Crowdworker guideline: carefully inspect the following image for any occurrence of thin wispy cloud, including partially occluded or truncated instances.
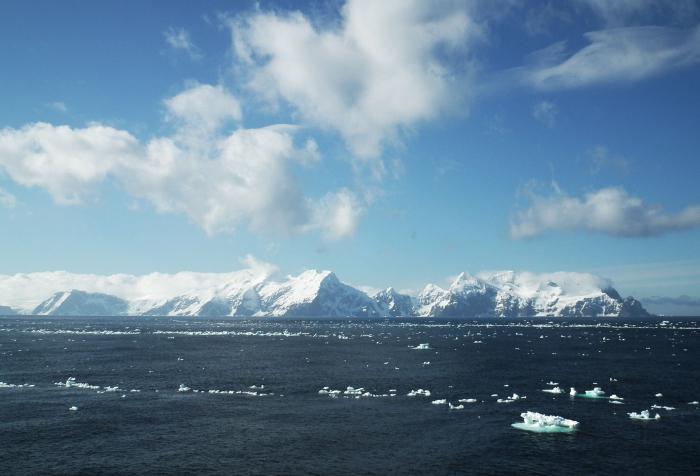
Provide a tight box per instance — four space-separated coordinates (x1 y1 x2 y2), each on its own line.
519 25 700 90
164 26 202 60
510 184 700 239
532 100 558 127
47 101 67 113
0 186 16 208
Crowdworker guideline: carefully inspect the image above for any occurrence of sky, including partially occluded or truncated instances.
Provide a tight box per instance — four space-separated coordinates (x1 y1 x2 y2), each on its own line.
0 0 699 315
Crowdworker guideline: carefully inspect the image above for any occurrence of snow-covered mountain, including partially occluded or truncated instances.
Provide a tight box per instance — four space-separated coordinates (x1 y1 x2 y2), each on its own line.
3 269 650 318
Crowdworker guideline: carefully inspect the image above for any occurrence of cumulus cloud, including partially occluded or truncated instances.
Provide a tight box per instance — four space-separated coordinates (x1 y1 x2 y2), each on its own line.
0 84 362 240
520 25 700 90
229 0 478 160
164 83 242 131
510 184 700 239
532 100 557 127
164 27 202 59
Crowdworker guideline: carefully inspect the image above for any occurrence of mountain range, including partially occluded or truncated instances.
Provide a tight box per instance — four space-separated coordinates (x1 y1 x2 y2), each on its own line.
0 269 650 318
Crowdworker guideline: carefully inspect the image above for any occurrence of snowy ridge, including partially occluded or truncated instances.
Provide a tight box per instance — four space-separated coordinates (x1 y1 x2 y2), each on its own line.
0 268 650 318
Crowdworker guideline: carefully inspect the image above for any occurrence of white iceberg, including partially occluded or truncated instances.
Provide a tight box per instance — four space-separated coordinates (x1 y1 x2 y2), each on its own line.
609 394 624 401
511 411 579 433
569 387 577 396
69 406 78 411
431 399 447 405
542 387 564 394
546 381 559 386
651 405 675 411
448 402 464 410
413 343 431 350
177 384 191 392
579 387 606 399
458 398 477 403
407 389 431 397
497 393 523 403
628 410 661 420
654 393 663 397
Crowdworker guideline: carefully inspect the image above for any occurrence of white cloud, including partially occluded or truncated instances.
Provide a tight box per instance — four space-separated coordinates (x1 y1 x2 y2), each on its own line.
164 27 202 59
0 122 140 204
0 84 362 240
0 186 16 208
521 25 700 90
164 83 242 131
229 0 478 160
0 258 278 312
510 184 700 239
532 100 557 127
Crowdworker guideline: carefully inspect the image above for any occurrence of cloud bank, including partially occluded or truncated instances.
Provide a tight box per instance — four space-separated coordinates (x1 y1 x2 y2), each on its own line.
510 185 700 239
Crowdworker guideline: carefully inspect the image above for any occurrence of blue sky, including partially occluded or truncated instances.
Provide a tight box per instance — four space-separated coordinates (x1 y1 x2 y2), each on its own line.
1 0 699 314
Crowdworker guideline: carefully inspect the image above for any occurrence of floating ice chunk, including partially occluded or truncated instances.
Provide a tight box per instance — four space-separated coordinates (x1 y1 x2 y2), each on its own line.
609 394 624 401
177 384 191 392
609 400 624 405
432 399 447 405
458 398 477 403
448 402 464 410
413 343 431 350
651 405 675 411
546 381 559 386
569 387 577 396
407 389 431 397
69 406 78 411
511 411 579 433
543 387 564 394
655 393 663 398
318 386 330 395
0 382 35 388
55 377 100 390
422 361 431 366
628 410 661 420
497 393 522 403
579 387 606 399
689 401 699 405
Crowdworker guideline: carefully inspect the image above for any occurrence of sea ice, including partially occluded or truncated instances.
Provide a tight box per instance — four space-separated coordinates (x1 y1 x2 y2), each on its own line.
655 393 663 397
458 398 477 403
0 382 35 388
69 406 78 411
546 381 559 386
448 403 464 410
609 394 624 401
569 387 577 396
688 401 699 405
413 343 431 350
651 405 675 411
431 399 447 405
178 384 191 392
628 410 661 420
579 387 606 399
542 387 564 394
497 393 523 403
511 411 579 433
407 389 431 397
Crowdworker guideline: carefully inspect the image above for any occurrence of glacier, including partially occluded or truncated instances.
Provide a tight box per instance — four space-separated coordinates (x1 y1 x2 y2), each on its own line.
0 268 651 318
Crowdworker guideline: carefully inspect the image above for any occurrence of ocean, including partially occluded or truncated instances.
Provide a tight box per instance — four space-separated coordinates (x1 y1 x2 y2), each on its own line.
0 316 698 475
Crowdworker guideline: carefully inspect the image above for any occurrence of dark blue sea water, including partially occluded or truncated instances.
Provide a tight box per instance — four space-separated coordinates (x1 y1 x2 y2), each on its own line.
1 317 699 475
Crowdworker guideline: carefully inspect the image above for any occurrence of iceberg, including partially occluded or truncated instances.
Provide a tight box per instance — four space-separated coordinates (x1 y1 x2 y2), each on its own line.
69 406 78 411
579 387 606 399
628 410 661 420
651 405 675 411
431 399 447 405
413 343 431 350
458 398 477 403
407 389 431 397
542 386 564 394
448 402 464 410
569 387 577 396
511 411 579 433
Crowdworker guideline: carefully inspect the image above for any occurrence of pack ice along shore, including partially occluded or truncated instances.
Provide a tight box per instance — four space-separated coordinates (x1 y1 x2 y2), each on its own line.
0 268 650 318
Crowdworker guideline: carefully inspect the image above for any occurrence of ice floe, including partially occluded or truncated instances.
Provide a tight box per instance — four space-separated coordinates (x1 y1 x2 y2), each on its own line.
0 381 35 388
458 398 477 403
655 393 663 398
651 405 675 411
578 387 606 399
497 393 524 403
68 406 78 411
407 389 431 397
412 343 431 350
628 410 661 420
511 411 579 433
431 399 447 405
542 387 564 394
448 402 464 410
54 377 100 390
